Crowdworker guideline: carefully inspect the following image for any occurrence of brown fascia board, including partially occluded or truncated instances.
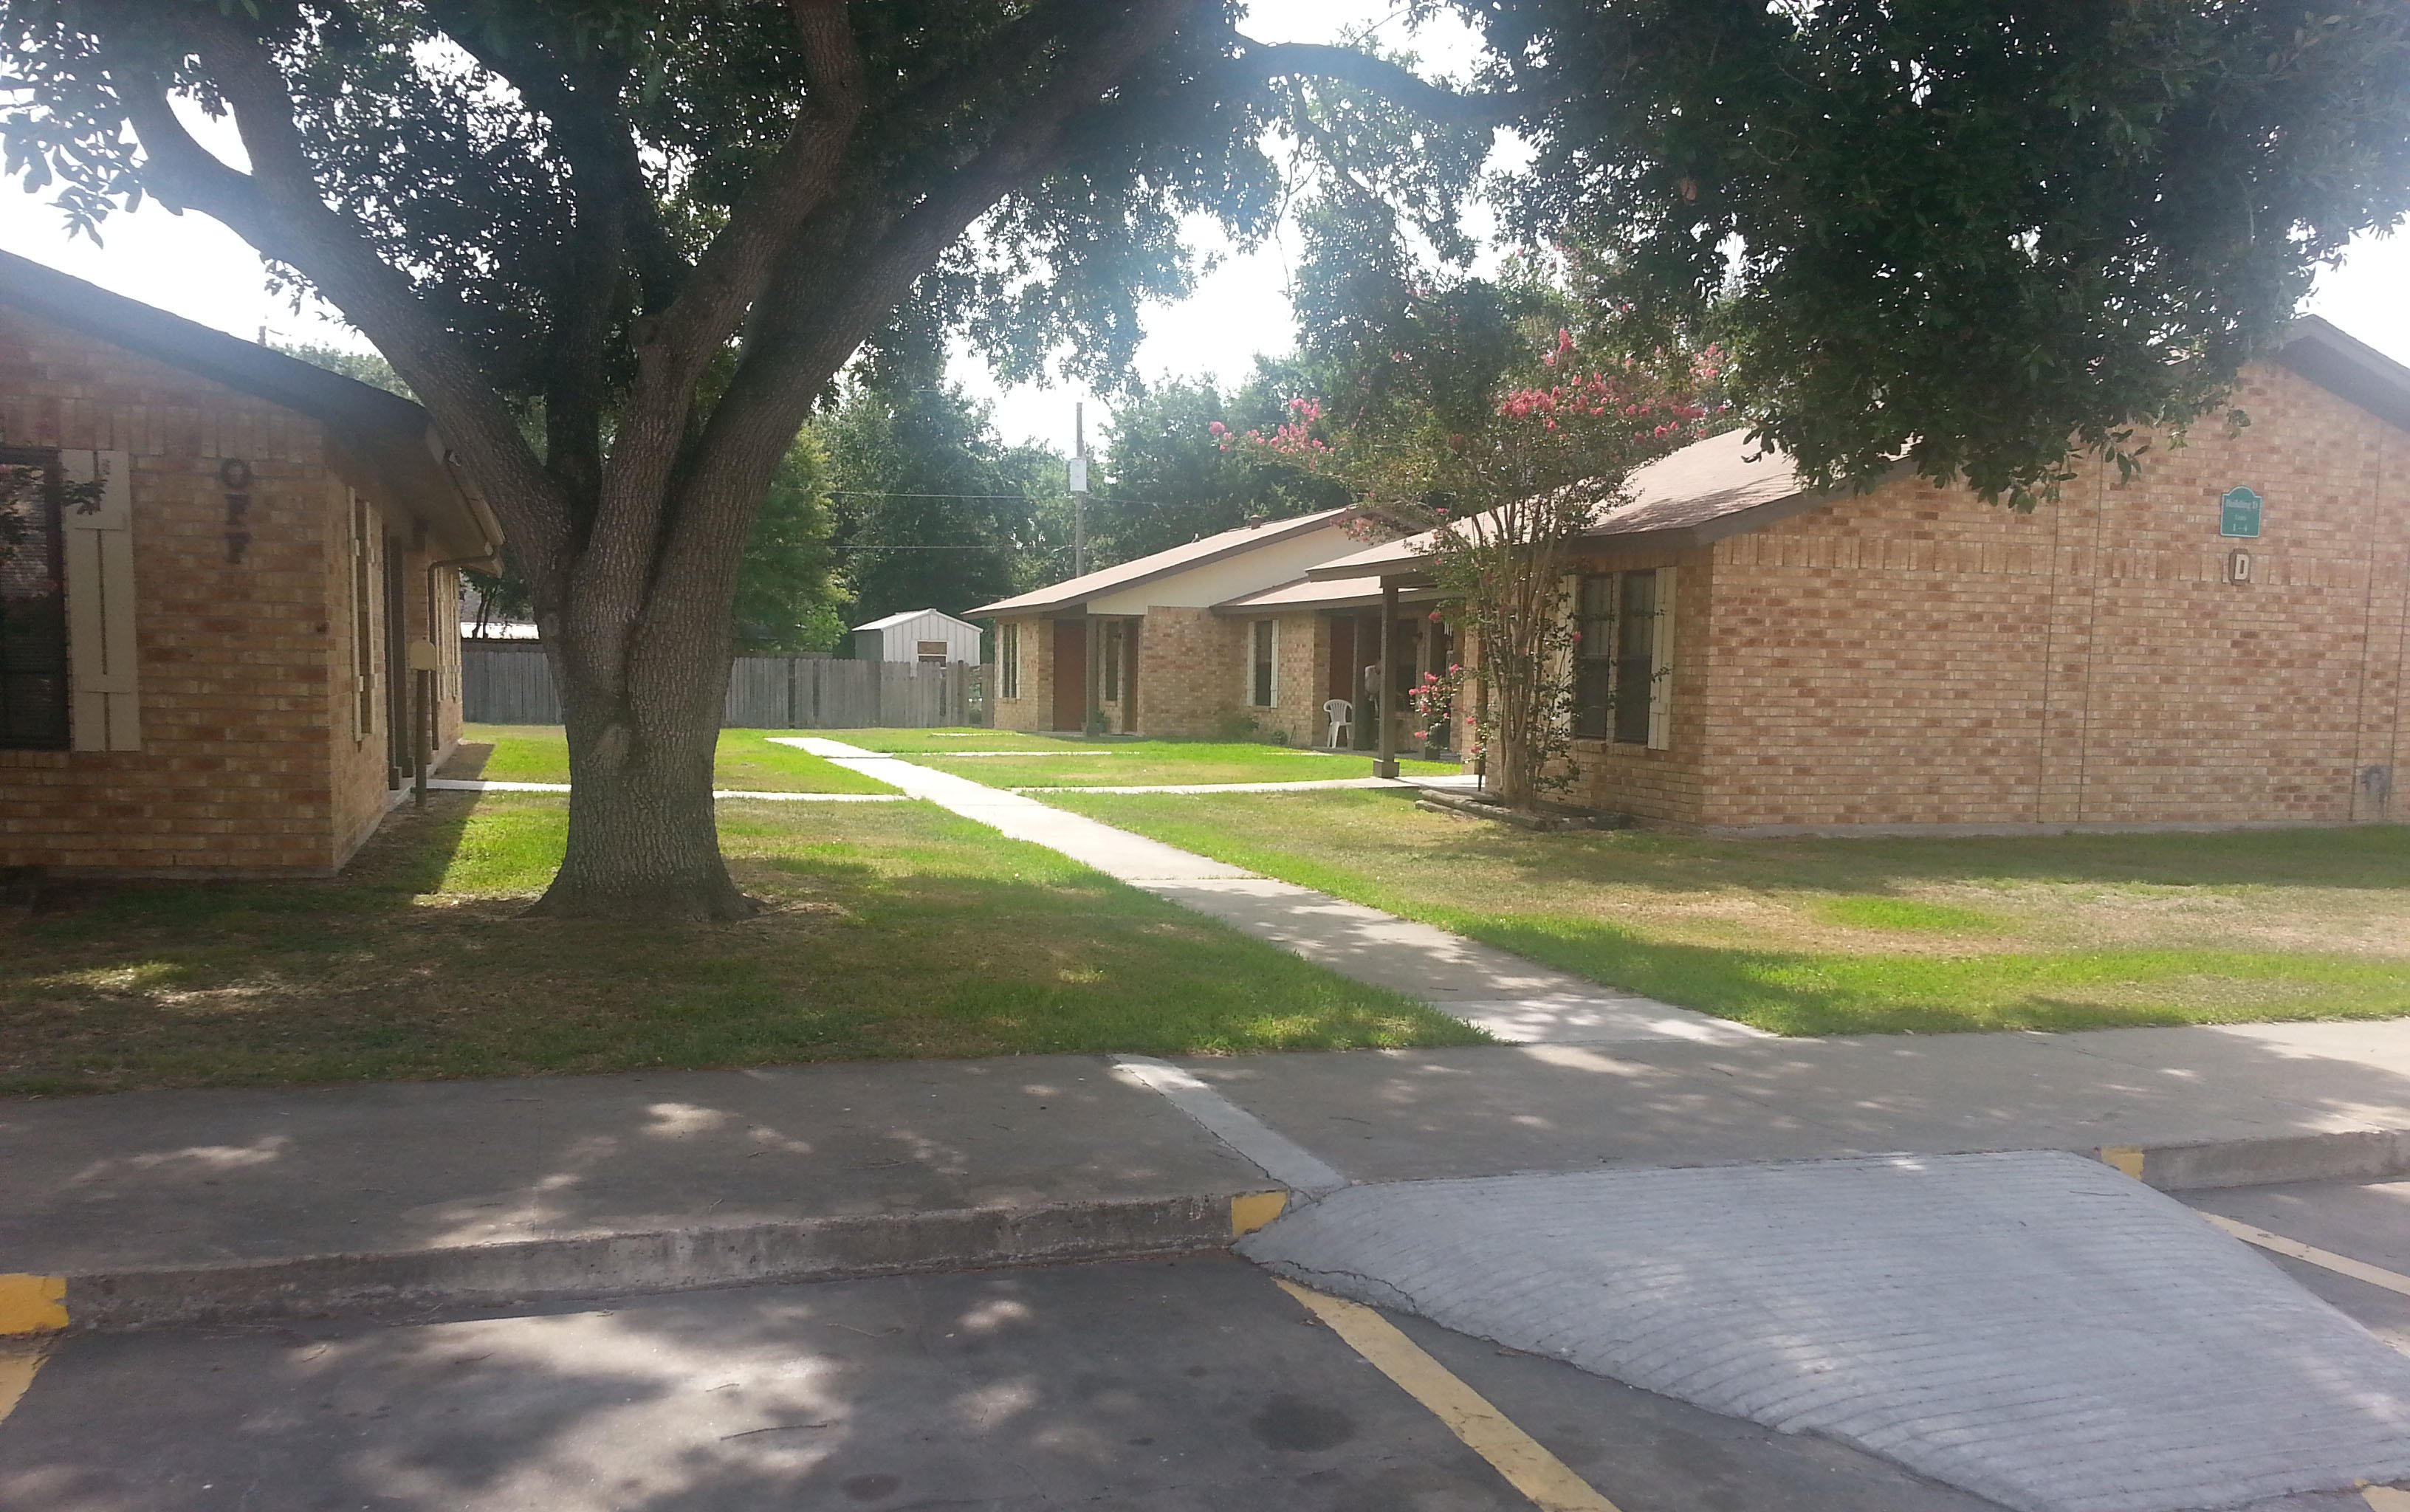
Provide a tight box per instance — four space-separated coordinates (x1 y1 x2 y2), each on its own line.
0 249 498 561
971 508 1355 617
2274 315 2410 436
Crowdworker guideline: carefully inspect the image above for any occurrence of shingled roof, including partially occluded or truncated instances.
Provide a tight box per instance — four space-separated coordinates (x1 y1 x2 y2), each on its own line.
1308 315 2410 585
972 506 1354 616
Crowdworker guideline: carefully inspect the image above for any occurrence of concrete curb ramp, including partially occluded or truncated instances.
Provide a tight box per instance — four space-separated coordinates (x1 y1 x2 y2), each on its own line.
17 1191 1283 1333
1239 1150 2410 1512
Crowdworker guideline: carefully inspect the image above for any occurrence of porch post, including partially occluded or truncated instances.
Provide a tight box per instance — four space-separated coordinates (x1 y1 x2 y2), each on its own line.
1083 616 1104 738
1376 580 1398 780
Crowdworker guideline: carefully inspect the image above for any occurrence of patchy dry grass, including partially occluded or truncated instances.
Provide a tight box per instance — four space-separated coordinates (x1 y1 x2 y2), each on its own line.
1051 789 2410 1036
0 793 1475 1096
446 726 895 794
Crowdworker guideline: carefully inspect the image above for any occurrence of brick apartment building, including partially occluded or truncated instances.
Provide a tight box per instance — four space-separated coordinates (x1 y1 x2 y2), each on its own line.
974 506 1446 744
1312 317 2409 833
0 252 499 876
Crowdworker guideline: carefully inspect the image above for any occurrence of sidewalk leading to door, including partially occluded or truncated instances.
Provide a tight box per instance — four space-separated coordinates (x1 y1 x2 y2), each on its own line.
777 738 1758 1048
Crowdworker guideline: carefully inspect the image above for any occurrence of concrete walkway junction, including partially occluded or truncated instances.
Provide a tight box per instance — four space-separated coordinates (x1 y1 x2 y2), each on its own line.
782 737 1749 1048
9 741 2410 1511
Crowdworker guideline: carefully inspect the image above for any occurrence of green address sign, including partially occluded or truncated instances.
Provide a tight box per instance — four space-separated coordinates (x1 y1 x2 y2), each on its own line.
2220 486 2262 538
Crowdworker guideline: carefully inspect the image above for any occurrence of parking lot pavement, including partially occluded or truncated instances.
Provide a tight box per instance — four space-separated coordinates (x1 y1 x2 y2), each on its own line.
0 1255 2013 1512
2180 1178 2410 1351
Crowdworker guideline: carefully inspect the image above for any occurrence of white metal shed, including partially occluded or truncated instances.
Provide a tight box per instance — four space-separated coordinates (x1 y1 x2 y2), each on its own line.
851 608 983 664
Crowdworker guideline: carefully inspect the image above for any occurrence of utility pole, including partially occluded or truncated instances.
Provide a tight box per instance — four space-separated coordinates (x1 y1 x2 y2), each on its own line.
1069 402 1088 578
1072 403 1104 736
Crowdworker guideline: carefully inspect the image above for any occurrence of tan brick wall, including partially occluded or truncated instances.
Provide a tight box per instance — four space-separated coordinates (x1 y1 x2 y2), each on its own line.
1133 606 1246 738
985 614 1053 732
0 306 451 875
1692 360 2407 831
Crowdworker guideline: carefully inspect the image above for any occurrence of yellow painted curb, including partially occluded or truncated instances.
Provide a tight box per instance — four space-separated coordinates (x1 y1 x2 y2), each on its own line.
1231 1191 1288 1237
1277 1278 1622 1512
2098 1147 2146 1180
0 1276 66 1336
2363 1486 2410 1511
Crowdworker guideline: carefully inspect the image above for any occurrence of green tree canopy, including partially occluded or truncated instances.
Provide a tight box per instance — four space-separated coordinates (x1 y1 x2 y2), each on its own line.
817 358 1061 625
1089 365 1353 566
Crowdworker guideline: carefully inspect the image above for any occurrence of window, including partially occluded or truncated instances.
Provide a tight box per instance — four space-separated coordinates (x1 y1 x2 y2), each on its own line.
350 491 378 736
998 622 1020 699
0 449 69 749
1573 568 1671 747
1249 619 1277 707
1101 621 1123 702
916 640 948 664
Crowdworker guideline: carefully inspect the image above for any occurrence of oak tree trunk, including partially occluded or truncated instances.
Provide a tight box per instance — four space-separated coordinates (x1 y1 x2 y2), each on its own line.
528 577 757 921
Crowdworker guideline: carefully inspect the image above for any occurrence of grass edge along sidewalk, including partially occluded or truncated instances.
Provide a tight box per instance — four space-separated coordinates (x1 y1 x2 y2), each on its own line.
1048 788 2410 1038
0 791 1479 1096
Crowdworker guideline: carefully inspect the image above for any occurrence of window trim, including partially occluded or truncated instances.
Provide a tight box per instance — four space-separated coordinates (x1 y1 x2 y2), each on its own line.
998 621 1020 700
1570 567 1672 749
1248 618 1277 707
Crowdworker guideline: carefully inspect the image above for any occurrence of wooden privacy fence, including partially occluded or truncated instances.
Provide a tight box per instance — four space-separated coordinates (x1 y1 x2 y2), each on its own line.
463 645 985 729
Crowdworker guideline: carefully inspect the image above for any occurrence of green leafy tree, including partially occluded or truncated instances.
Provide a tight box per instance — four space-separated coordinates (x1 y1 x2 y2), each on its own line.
4 1 2399 913
733 434 846 653
1091 366 1351 565
272 340 411 398
818 359 1060 626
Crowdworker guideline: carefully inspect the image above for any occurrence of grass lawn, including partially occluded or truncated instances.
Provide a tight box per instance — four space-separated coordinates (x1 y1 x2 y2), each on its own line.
0 794 1477 1096
898 735 1463 789
1049 789 2410 1037
447 724 896 794
827 728 1110 755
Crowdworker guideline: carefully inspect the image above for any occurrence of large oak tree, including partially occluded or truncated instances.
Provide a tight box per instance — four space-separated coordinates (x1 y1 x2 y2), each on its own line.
3 0 2403 916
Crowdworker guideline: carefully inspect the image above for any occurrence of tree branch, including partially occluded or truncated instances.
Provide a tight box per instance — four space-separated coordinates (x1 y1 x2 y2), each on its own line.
100 11 572 575
576 0 869 628
1232 36 1538 130
645 0 1207 656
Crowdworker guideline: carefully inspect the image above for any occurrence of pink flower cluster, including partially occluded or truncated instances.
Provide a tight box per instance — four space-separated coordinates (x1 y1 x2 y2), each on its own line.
1216 396 1331 461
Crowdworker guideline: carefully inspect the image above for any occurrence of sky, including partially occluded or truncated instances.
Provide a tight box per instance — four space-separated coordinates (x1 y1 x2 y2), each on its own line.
1 1 2403 454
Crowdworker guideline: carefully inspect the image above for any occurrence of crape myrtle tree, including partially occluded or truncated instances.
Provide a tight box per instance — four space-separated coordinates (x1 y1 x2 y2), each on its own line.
4 1 2403 915
1233 210 1726 809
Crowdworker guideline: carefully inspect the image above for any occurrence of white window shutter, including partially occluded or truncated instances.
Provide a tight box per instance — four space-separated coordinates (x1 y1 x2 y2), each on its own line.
61 449 140 752
1647 567 1675 750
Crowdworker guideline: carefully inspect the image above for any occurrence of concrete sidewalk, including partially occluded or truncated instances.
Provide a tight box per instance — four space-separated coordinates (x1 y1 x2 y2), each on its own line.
9 1020 2410 1330
782 738 1757 1047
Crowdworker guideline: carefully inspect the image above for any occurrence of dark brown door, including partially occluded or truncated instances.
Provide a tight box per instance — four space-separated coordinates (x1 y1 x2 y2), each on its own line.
1326 615 1355 702
1051 618 1086 731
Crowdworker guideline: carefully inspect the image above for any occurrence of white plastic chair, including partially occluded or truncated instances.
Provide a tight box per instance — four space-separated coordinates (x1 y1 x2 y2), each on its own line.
1323 698 1353 749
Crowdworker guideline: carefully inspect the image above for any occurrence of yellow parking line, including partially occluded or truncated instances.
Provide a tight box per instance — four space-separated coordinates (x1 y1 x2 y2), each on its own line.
2198 1212 2410 1299
0 1345 47 1431
2363 1486 2410 1510
1275 1278 1622 1512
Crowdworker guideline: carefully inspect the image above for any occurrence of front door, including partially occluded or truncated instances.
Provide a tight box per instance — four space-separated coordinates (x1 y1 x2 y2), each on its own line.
1051 618 1086 732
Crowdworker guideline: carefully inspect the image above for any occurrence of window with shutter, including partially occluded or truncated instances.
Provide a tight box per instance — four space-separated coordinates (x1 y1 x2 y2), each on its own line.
1249 619 1277 707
